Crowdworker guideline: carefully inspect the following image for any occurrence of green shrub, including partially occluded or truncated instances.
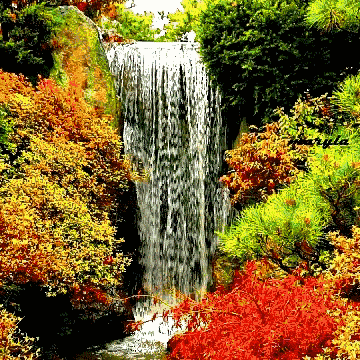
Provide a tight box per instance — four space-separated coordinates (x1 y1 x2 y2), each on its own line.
276 94 338 144
218 132 360 272
218 174 330 272
197 0 360 127
308 138 360 237
0 3 57 85
0 106 13 148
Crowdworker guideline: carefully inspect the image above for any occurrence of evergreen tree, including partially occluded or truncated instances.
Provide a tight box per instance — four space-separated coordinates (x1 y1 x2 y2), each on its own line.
306 0 360 32
197 0 360 129
332 71 360 121
0 3 57 85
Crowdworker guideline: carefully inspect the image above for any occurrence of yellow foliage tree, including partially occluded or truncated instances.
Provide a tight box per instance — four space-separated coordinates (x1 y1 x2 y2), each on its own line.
0 307 36 359
0 70 138 307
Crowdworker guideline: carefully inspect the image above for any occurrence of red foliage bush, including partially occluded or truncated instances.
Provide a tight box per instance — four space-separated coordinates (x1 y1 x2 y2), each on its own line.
76 2 88 12
167 261 344 360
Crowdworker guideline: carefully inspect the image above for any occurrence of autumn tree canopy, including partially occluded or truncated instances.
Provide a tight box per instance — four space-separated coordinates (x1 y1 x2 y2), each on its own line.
0 70 138 308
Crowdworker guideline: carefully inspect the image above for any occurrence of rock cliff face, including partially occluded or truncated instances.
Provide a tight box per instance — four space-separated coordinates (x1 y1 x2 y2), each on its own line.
48 5 119 128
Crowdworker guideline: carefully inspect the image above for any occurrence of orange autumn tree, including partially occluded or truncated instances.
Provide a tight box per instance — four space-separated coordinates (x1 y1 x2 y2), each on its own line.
0 70 137 307
220 122 308 209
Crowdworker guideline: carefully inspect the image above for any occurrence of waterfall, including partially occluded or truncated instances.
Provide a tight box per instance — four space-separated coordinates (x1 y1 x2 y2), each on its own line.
106 42 230 300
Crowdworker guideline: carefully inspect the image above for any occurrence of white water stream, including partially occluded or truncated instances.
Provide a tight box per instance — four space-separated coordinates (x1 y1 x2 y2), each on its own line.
93 41 230 358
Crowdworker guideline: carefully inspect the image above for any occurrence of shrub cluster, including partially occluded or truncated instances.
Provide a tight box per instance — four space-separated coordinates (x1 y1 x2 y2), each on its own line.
0 70 136 307
218 174 331 272
198 45 360 359
166 254 360 359
0 306 37 359
166 222 360 359
218 134 360 271
276 93 338 143
0 2 59 85
197 0 360 126
167 261 343 360
220 121 307 209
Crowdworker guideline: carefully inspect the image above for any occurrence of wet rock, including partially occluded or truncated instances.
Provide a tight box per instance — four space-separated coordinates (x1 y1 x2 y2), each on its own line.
48 5 119 128
0 284 134 359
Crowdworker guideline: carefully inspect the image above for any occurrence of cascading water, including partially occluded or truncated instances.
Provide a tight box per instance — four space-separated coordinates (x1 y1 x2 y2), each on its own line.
94 41 230 358
108 42 229 298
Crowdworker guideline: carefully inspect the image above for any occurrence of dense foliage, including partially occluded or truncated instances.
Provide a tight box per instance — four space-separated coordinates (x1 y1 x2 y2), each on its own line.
166 261 344 359
0 2 59 85
218 174 330 272
149 230 360 359
332 71 360 121
220 121 306 209
0 307 37 359
314 225 360 358
165 253 360 359
203 66 360 356
164 225 360 359
219 130 360 271
219 90 358 207
276 94 339 142
218 63 360 268
0 70 134 306
197 0 360 126
306 0 360 32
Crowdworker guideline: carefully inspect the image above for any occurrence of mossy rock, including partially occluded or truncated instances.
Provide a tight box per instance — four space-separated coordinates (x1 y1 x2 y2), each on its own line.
46 5 118 128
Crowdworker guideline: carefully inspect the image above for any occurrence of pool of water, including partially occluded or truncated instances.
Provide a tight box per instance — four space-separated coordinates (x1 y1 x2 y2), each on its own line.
76 301 184 360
